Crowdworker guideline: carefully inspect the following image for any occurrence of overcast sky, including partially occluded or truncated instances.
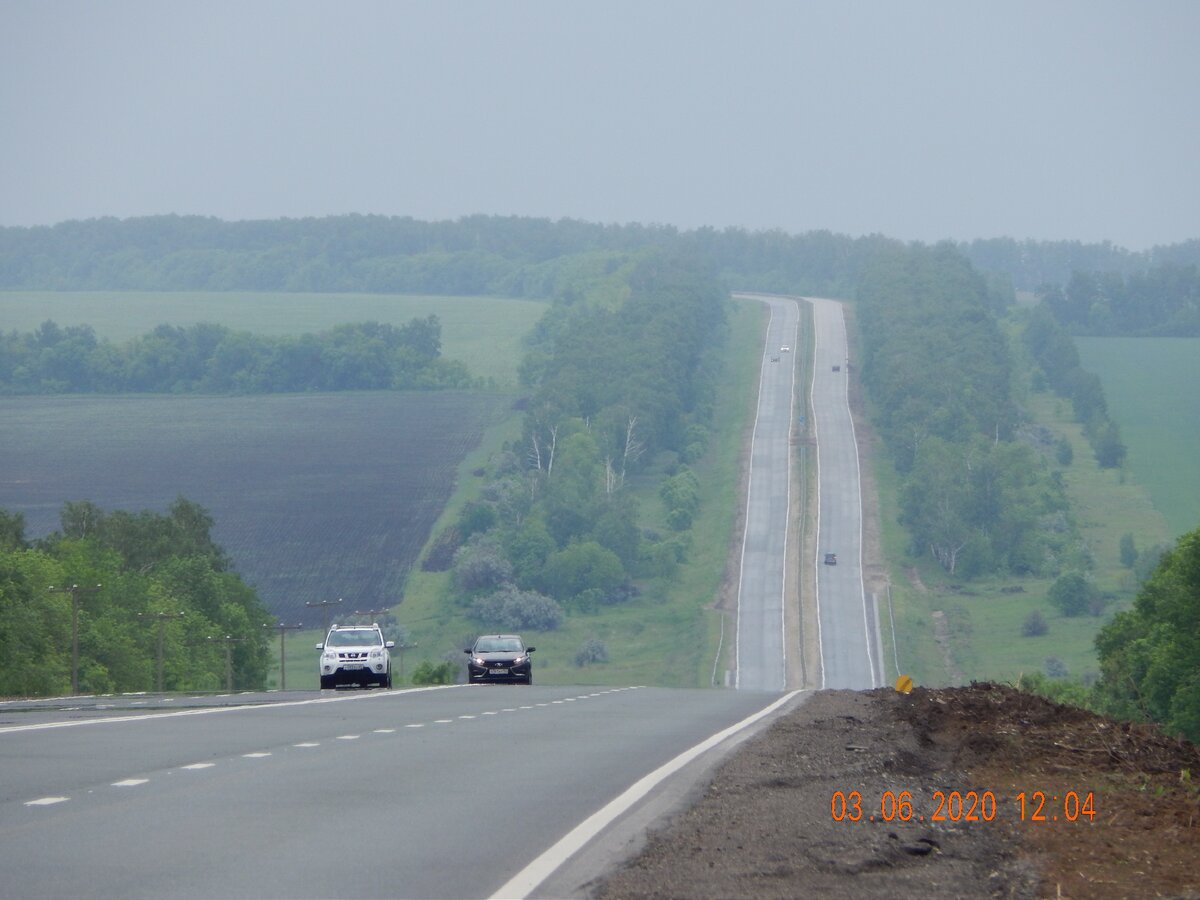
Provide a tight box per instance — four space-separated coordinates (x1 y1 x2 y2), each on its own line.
2 1 1197 249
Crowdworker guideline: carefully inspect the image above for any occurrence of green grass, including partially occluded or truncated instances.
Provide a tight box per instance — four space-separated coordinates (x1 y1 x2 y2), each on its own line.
369 300 768 690
1077 337 1200 539
0 291 548 388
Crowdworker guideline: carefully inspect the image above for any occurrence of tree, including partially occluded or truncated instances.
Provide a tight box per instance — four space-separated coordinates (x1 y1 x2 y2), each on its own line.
1096 527 1200 740
537 541 626 606
1048 572 1093 617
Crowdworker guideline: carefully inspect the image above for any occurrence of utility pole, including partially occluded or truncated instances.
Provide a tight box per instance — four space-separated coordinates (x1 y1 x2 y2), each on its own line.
48 583 101 695
263 621 303 691
305 597 343 636
207 635 246 692
352 607 389 622
139 611 185 693
393 638 417 682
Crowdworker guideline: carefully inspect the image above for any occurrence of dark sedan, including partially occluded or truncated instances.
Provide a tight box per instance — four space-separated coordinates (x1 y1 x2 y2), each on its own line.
465 634 535 685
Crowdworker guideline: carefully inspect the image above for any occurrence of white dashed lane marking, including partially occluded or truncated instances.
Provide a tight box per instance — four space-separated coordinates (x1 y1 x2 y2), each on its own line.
18 688 646 814
25 797 69 806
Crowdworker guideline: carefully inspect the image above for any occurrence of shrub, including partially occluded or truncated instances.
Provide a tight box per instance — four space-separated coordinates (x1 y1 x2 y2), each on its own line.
575 638 610 667
1044 657 1069 678
411 660 458 684
452 536 513 593
1021 610 1049 637
469 586 564 631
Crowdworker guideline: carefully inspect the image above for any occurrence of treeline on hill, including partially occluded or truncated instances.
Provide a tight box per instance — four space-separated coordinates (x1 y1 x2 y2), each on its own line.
1037 265 1200 336
0 213 896 299
0 316 474 394
0 498 269 696
1022 306 1126 468
422 252 726 633
961 236 1200 293
856 243 1076 577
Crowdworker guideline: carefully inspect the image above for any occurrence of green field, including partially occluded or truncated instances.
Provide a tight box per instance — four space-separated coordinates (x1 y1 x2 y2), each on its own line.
1077 337 1200 539
0 291 548 388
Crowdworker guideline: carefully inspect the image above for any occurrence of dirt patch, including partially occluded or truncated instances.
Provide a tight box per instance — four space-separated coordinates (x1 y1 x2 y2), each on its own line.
594 684 1200 899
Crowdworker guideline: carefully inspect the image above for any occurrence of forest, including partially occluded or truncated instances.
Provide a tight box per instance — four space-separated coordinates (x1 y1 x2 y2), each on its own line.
424 251 727 631
0 315 473 394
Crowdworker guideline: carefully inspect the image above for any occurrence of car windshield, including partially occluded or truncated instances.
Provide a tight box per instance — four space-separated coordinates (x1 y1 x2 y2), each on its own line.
475 638 523 653
327 629 382 647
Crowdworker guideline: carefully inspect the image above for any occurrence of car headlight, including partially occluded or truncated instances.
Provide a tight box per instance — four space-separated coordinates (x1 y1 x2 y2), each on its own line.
511 655 527 666
473 657 487 666
369 650 383 659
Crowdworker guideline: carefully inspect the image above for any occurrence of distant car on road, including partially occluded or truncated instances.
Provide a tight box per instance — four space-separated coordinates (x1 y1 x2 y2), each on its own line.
465 634 535 685
780 346 790 352
824 553 837 566
317 623 394 689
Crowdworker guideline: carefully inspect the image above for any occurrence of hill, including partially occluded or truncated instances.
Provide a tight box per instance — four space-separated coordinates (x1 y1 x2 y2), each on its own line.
0 391 509 622
595 683 1200 899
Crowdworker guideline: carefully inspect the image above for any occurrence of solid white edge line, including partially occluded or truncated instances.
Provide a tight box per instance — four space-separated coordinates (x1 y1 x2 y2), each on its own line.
489 690 802 900
836 303 877 688
0 684 463 736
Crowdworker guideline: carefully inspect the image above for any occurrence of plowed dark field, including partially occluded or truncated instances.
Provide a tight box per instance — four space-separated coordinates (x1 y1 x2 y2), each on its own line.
0 392 508 621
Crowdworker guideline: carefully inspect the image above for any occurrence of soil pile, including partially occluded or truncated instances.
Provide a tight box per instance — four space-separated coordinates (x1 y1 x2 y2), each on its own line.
595 684 1200 899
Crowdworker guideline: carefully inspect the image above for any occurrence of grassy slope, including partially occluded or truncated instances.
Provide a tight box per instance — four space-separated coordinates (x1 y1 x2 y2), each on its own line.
878 329 1174 688
1077 337 1200 539
0 291 547 388
377 300 766 690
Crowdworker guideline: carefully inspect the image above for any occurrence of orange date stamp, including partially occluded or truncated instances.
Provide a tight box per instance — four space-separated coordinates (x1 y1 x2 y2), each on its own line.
830 789 1096 824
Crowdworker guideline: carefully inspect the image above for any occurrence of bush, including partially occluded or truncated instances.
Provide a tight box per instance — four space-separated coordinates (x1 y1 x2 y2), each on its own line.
574 638 610 667
452 536 513 593
469 586 564 631
1021 610 1049 637
1044 657 1069 678
1048 572 1093 617
411 660 458 684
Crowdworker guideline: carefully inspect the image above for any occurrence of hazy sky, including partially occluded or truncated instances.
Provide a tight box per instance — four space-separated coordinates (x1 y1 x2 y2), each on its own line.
2 1 1197 249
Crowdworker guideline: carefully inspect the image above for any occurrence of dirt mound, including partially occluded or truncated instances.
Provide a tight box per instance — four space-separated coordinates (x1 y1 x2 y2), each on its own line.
595 684 1200 899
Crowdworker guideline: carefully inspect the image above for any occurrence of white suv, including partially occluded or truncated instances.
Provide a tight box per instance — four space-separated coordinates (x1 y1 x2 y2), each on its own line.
317 624 394 689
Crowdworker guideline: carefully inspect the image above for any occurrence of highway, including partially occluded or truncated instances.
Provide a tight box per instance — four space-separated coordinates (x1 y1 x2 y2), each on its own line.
733 296 799 691
0 292 877 897
807 296 880 690
733 293 879 691
0 686 796 899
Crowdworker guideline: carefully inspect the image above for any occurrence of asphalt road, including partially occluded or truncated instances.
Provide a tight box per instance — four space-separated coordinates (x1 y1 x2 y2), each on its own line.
0 685 796 899
807 297 880 690
733 296 799 692
732 293 879 691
